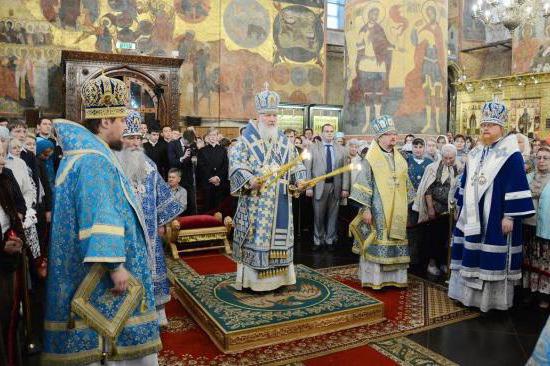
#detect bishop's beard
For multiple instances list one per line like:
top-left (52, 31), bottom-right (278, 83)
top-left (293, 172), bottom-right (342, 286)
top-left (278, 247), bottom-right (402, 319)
top-left (115, 147), bottom-right (148, 184)
top-left (479, 134), bottom-right (501, 146)
top-left (258, 121), bottom-right (279, 142)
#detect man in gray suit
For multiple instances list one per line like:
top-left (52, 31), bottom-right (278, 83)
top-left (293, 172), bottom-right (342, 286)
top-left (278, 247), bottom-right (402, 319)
top-left (305, 124), bottom-right (350, 251)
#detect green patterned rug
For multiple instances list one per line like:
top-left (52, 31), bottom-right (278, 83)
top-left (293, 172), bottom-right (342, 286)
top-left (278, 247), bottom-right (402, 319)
top-left (370, 337), bottom-right (458, 366)
top-left (167, 259), bottom-right (384, 352)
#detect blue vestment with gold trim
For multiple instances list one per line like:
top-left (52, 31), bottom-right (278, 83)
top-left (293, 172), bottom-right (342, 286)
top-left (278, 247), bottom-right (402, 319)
top-left (130, 156), bottom-right (183, 308)
top-left (42, 120), bottom-right (161, 365)
top-left (229, 122), bottom-right (306, 290)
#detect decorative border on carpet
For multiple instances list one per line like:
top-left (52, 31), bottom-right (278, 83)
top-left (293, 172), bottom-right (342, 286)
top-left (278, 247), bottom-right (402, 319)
top-left (370, 337), bottom-right (458, 366)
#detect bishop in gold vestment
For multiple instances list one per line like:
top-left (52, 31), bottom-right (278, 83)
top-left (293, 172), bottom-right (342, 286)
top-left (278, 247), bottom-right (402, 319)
top-left (349, 115), bottom-right (412, 289)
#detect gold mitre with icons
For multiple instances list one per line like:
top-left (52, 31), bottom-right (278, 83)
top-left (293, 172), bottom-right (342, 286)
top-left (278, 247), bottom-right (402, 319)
top-left (81, 73), bottom-right (129, 119)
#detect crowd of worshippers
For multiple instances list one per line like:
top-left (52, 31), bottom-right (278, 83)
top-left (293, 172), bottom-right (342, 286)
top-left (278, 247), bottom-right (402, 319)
top-left (1, 114), bottom-right (548, 283)
top-left (1, 110), bottom-right (550, 362)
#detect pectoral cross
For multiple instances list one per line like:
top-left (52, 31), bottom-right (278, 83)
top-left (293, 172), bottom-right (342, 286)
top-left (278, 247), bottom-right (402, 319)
top-left (471, 171), bottom-right (487, 186)
top-left (389, 173), bottom-right (400, 187)
top-left (471, 146), bottom-right (490, 186)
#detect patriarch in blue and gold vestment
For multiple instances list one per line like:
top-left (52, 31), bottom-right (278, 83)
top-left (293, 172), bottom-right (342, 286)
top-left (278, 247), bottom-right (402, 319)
top-left (448, 101), bottom-right (535, 312)
top-left (229, 84), bottom-right (307, 292)
top-left (43, 75), bottom-right (161, 365)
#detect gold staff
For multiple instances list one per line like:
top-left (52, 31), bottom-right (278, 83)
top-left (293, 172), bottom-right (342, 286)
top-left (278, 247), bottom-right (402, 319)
top-left (253, 150), bottom-right (312, 194)
top-left (289, 162), bottom-right (362, 197)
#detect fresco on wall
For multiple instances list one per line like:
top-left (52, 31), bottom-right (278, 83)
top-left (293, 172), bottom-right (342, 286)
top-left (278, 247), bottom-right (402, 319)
top-left (461, 0), bottom-right (509, 43)
top-left (461, 0), bottom-right (485, 41)
top-left (0, 0), bottom-right (326, 120)
top-left (447, 0), bottom-right (458, 61)
top-left (223, 0), bottom-right (270, 48)
top-left (272, 3), bottom-right (324, 65)
top-left (175, 0), bottom-right (211, 23)
top-left (276, 0), bottom-right (324, 9)
top-left (0, 17), bottom-right (63, 115)
top-left (512, 19), bottom-right (550, 74)
top-left (342, 0), bottom-right (447, 135)
top-left (218, 0), bottom-right (325, 119)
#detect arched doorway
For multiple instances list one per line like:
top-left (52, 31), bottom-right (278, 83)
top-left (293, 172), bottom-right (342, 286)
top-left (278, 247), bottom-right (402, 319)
top-left (90, 67), bottom-right (167, 129)
top-left (62, 50), bottom-right (182, 127)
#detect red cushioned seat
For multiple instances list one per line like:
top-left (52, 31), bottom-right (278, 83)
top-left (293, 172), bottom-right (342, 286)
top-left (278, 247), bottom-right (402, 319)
top-left (177, 215), bottom-right (223, 230)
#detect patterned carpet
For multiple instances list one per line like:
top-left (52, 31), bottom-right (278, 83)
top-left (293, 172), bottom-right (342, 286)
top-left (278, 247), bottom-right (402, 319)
top-left (160, 256), bottom-right (477, 365)
top-left (369, 337), bottom-right (458, 366)
top-left (168, 260), bottom-right (383, 338)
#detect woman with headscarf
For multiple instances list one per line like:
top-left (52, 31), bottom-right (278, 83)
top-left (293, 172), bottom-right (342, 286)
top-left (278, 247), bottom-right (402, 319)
top-left (436, 135), bottom-right (448, 151)
top-left (36, 137), bottom-right (55, 193)
top-left (523, 146), bottom-right (550, 308)
top-left (6, 138), bottom-right (35, 213)
top-left (413, 144), bottom-right (460, 276)
top-left (5, 138), bottom-right (41, 264)
top-left (335, 132), bottom-right (345, 146)
top-left (516, 132), bottom-right (534, 173)
top-left (0, 141), bottom-right (26, 366)
top-left (346, 139), bottom-right (362, 187)
top-left (34, 137), bottom-right (54, 260)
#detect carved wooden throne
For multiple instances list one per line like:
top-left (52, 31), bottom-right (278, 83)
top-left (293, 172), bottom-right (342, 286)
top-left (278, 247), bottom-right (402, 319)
top-left (61, 50), bottom-right (183, 126)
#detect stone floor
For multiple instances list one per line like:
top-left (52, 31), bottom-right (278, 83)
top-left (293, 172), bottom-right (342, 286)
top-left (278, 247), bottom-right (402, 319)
top-left (293, 234), bottom-right (549, 366)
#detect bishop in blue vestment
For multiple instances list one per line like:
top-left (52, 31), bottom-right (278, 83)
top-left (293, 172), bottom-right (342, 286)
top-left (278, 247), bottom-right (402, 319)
top-left (116, 111), bottom-right (184, 326)
top-left (448, 101), bottom-right (535, 312)
top-left (229, 85), bottom-right (306, 291)
top-left (42, 75), bottom-right (161, 366)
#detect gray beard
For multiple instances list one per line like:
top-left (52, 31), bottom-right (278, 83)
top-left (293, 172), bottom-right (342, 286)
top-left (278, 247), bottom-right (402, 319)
top-left (115, 148), bottom-right (148, 184)
top-left (258, 122), bottom-right (278, 142)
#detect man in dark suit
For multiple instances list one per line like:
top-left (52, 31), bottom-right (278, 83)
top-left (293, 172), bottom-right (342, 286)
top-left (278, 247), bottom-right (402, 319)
top-left (143, 127), bottom-right (169, 179)
top-left (197, 128), bottom-right (228, 212)
top-left (168, 129), bottom-right (197, 215)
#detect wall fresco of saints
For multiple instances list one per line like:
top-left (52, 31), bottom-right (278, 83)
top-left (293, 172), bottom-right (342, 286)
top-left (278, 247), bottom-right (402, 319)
top-left (512, 19), bottom-right (550, 74)
top-left (343, 0), bottom-right (448, 135)
top-left (0, 0), bottom-right (326, 121)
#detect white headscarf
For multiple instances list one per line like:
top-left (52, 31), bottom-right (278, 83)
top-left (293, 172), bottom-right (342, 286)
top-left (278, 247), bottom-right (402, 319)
top-left (516, 133), bottom-right (531, 160)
